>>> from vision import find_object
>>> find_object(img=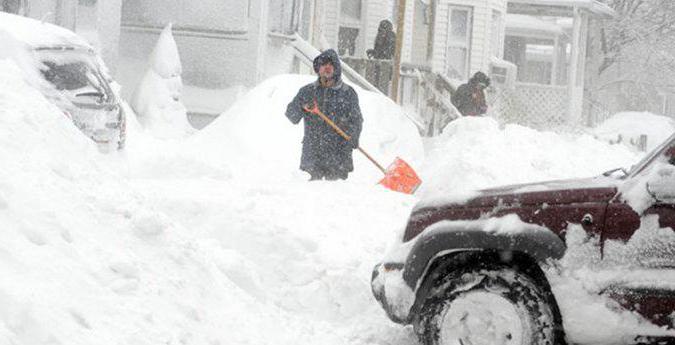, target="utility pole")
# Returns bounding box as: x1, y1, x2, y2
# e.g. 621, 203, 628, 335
390, 0, 406, 103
